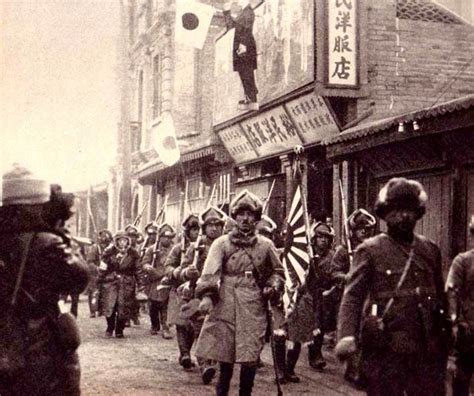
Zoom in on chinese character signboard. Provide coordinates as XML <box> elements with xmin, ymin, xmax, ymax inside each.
<box><xmin>213</xmin><ymin>0</ymin><xmax>315</xmax><ymax>125</ymax></box>
<box><xmin>327</xmin><ymin>0</ymin><xmax>358</xmax><ymax>87</ymax></box>
<box><xmin>240</xmin><ymin>106</ymin><xmax>303</xmax><ymax>158</ymax></box>
<box><xmin>285</xmin><ymin>93</ymin><xmax>340</xmax><ymax>144</ymax></box>
<box><xmin>218</xmin><ymin>124</ymin><xmax>258</xmax><ymax>164</ymax></box>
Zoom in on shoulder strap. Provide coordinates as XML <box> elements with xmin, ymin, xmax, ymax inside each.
<box><xmin>11</xmin><ymin>232</ymin><xmax>35</xmax><ymax>306</ymax></box>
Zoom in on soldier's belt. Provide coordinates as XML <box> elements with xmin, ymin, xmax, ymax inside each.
<box><xmin>375</xmin><ymin>286</ymin><xmax>436</xmax><ymax>299</ymax></box>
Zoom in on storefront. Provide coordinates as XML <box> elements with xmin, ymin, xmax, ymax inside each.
<box><xmin>323</xmin><ymin>95</ymin><xmax>474</xmax><ymax>270</ymax></box>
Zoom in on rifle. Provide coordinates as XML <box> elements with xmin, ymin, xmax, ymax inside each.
<box><xmin>150</xmin><ymin>195</ymin><xmax>169</xmax><ymax>267</ymax></box>
<box><xmin>338</xmin><ymin>179</ymin><xmax>353</xmax><ymax>266</ymax></box>
<box><xmin>133</xmin><ymin>199</ymin><xmax>149</xmax><ymax>227</ymax></box>
<box><xmin>86</xmin><ymin>192</ymin><xmax>98</xmax><ymax>235</ymax></box>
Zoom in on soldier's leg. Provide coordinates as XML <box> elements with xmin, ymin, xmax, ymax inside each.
<box><xmin>364</xmin><ymin>352</ymin><xmax>406</xmax><ymax>396</ymax></box>
<box><xmin>286</xmin><ymin>341</ymin><xmax>301</xmax><ymax>382</ymax></box>
<box><xmin>106</xmin><ymin>303</ymin><xmax>118</xmax><ymax>336</ymax></box>
<box><xmin>239</xmin><ymin>363</ymin><xmax>258</xmax><ymax>396</ymax></box>
<box><xmin>216</xmin><ymin>362</ymin><xmax>234</xmax><ymax>396</ymax></box>
<box><xmin>148</xmin><ymin>300</ymin><xmax>160</xmax><ymax>334</ymax></box>
<box><xmin>308</xmin><ymin>329</ymin><xmax>326</xmax><ymax>370</ymax></box>
<box><xmin>405</xmin><ymin>351</ymin><xmax>447</xmax><ymax>396</ymax></box>
<box><xmin>159</xmin><ymin>301</ymin><xmax>172</xmax><ymax>339</ymax></box>
<box><xmin>176</xmin><ymin>325</ymin><xmax>193</xmax><ymax>369</ymax></box>
<box><xmin>70</xmin><ymin>293</ymin><xmax>79</xmax><ymax>318</ymax></box>
<box><xmin>273</xmin><ymin>329</ymin><xmax>287</xmax><ymax>384</ymax></box>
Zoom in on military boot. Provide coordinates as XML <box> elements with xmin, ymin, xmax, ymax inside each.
<box><xmin>239</xmin><ymin>364</ymin><xmax>257</xmax><ymax>396</ymax></box>
<box><xmin>285</xmin><ymin>342</ymin><xmax>301</xmax><ymax>383</ymax></box>
<box><xmin>308</xmin><ymin>333</ymin><xmax>326</xmax><ymax>370</ymax></box>
<box><xmin>176</xmin><ymin>325</ymin><xmax>193</xmax><ymax>369</ymax></box>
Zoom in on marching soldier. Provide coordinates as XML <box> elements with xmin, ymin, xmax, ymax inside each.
<box><xmin>86</xmin><ymin>229</ymin><xmax>113</xmax><ymax>318</ymax></box>
<box><xmin>141</xmin><ymin>223</ymin><xmax>175</xmax><ymax>338</ymax></box>
<box><xmin>285</xmin><ymin>222</ymin><xmax>335</xmax><ymax>380</ymax></box>
<box><xmin>125</xmin><ymin>224</ymin><xmax>145</xmax><ymax>326</ymax></box>
<box><xmin>336</xmin><ymin>177</ymin><xmax>450</xmax><ymax>395</ymax></box>
<box><xmin>178</xmin><ymin>206</ymin><xmax>226</xmax><ymax>384</ymax></box>
<box><xmin>331</xmin><ymin>208</ymin><xmax>376</xmax><ymax>386</ymax></box>
<box><xmin>99</xmin><ymin>231</ymin><xmax>144</xmax><ymax>338</ymax></box>
<box><xmin>194</xmin><ymin>190</ymin><xmax>285</xmax><ymax>395</ymax></box>
<box><xmin>446</xmin><ymin>217</ymin><xmax>474</xmax><ymax>396</ymax></box>
<box><xmin>164</xmin><ymin>214</ymin><xmax>201</xmax><ymax>370</ymax></box>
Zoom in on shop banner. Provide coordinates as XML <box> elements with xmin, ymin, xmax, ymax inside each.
<box><xmin>218</xmin><ymin>123</ymin><xmax>258</xmax><ymax>164</ymax></box>
<box><xmin>327</xmin><ymin>0</ymin><xmax>358</xmax><ymax>87</ymax></box>
<box><xmin>285</xmin><ymin>92</ymin><xmax>340</xmax><ymax>144</ymax></box>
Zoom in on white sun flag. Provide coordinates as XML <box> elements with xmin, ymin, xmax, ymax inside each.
<box><xmin>175</xmin><ymin>0</ymin><xmax>215</xmax><ymax>50</ymax></box>
<box><xmin>152</xmin><ymin>113</ymin><xmax>180</xmax><ymax>167</ymax></box>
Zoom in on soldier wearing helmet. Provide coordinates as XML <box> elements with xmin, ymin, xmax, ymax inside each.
<box><xmin>141</xmin><ymin>223</ymin><xmax>176</xmax><ymax>338</ymax></box>
<box><xmin>194</xmin><ymin>190</ymin><xmax>285</xmax><ymax>395</ymax></box>
<box><xmin>336</xmin><ymin>178</ymin><xmax>449</xmax><ymax>394</ymax></box>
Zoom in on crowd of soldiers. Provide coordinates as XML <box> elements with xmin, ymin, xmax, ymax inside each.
<box><xmin>2</xmin><ymin>164</ymin><xmax>473</xmax><ymax>395</ymax></box>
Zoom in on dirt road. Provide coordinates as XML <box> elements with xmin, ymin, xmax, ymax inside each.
<box><xmin>75</xmin><ymin>297</ymin><xmax>360</xmax><ymax>395</ymax></box>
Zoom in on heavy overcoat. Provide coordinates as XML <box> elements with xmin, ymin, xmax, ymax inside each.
<box><xmin>223</xmin><ymin>6</ymin><xmax>257</xmax><ymax>72</ymax></box>
<box><xmin>141</xmin><ymin>243</ymin><xmax>171</xmax><ymax>302</ymax></box>
<box><xmin>0</xmin><ymin>229</ymin><xmax>89</xmax><ymax>396</ymax></box>
<box><xmin>195</xmin><ymin>231</ymin><xmax>284</xmax><ymax>363</ymax></box>
<box><xmin>99</xmin><ymin>246</ymin><xmax>142</xmax><ymax>318</ymax></box>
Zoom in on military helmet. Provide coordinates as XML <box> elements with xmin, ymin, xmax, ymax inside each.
<box><xmin>124</xmin><ymin>224</ymin><xmax>140</xmax><ymax>236</ymax></box>
<box><xmin>144</xmin><ymin>221</ymin><xmax>159</xmax><ymax>234</ymax></box>
<box><xmin>182</xmin><ymin>213</ymin><xmax>200</xmax><ymax>230</ymax></box>
<box><xmin>113</xmin><ymin>230</ymin><xmax>131</xmax><ymax>251</ymax></box>
<box><xmin>97</xmin><ymin>229</ymin><xmax>113</xmax><ymax>245</ymax></box>
<box><xmin>199</xmin><ymin>206</ymin><xmax>226</xmax><ymax>227</ymax></box>
<box><xmin>230</xmin><ymin>190</ymin><xmax>262</xmax><ymax>221</ymax></box>
<box><xmin>158</xmin><ymin>223</ymin><xmax>176</xmax><ymax>238</ymax></box>
<box><xmin>348</xmin><ymin>209</ymin><xmax>376</xmax><ymax>230</ymax></box>
<box><xmin>310</xmin><ymin>222</ymin><xmax>335</xmax><ymax>240</ymax></box>
<box><xmin>375</xmin><ymin>177</ymin><xmax>427</xmax><ymax>220</ymax></box>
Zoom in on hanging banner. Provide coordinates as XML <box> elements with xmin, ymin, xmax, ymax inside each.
<box><xmin>327</xmin><ymin>0</ymin><xmax>358</xmax><ymax>87</ymax></box>
<box><xmin>285</xmin><ymin>92</ymin><xmax>340</xmax><ymax>144</ymax></box>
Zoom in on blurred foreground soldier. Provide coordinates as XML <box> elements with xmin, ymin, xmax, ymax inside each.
<box><xmin>142</xmin><ymin>223</ymin><xmax>175</xmax><ymax>338</ymax></box>
<box><xmin>336</xmin><ymin>177</ymin><xmax>450</xmax><ymax>395</ymax></box>
<box><xmin>0</xmin><ymin>165</ymin><xmax>89</xmax><ymax>395</ymax></box>
<box><xmin>446</xmin><ymin>217</ymin><xmax>474</xmax><ymax>396</ymax></box>
<box><xmin>99</xmin><ymin>231</ymin><xmax>144</xmax><ymax>338</ymax></box>
<box><xmin>86</xmin><ymin>229</ymin><xmax>113</xmax><ymax>318</ymax></box>
<box><xmin>165</xmin><ymin>214</ymin><xmax>200</xmax><ymax>369</ymax></box>
<box><xmin>178</xmin><ymin>206</ymin><xmax>225</xmax><ymax>384</ymax></box>
<box><xmin>195</xmin><ymin>190</ymin><xmax>284</xmax><ymax>396</ymax></box>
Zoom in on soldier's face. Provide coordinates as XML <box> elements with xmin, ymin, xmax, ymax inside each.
<box><xmin>147</xmin><ymin>232</ymin><xmax>157</xmax><ymax>244</ymax></box>
<box><xmin>117</xmin><ymin>238</ymin><xmax>129</xmax><ymax>250</ymax></box>
<box><xmin>160</xmin><ymin>236</ymin><xmax>172</xmax><ymax>248</ymax></box>
<box><xmin>205</xmin><ymin>222</ymin><xmax>223</xmax><ymax>240</ymax></box>
<box><xmin>188</xmin><ymin>227</ymin><xmax>200</xmax><ymax>242</ymax></box>
<box><xmin>354</xmin><ymin>227</ymin><xmax>372</xmax><ymax>242</ymax></box>
<box><xmin>314</xmin><ymin>235</ymin><xmax>330</xmax><ymax>251</ymax></box>
<box><xmin>385</xmin><ymin>208</ymin><xmax>418</xmax><ymax>234</ymax></box>
<box><xmin>235</xmin><ymin>209</ymin><xmax>257</xmax><ymax>233</ymax></box>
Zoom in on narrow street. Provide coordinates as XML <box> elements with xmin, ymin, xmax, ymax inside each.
<box><xmin>76</xmin><ymin>297</ymin><xmax>361</xmax><ymax>395</ymax></box>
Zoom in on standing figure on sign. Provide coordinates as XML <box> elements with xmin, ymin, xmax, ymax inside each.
<box><xmin>223</xmin><ymin>1</ymin><xmax>262</xmax><ymax>112</ymax></box>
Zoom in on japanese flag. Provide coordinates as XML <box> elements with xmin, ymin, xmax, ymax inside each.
<box><xmin>175</xmin><ymin>0</ymin><xmax>215</xmax><ymax>50</ymax></box>
<box><xmin>152</xmin><ymin>113</ymin><xmax>180</xmax><ymax>167</ymax></box>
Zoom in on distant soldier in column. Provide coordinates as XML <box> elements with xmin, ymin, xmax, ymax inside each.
<box><xmin>142</xmin><ymin>223</ymin><xmax>175</xmax><ymax>338</ymax></box>
<box><xmin>194</xmin><ymin>191</ymin><xmax>285</xmax><ymax>395</ymax></box>
<box><xmin>99</xmin><ymin>231</ymin><xmax>144</xmax><ymax>338</ymax></box>
<box><xmin>336</xmin><ymin>177</ymin><xmax>450</xmax><ymax>395</ymax></box>
<box><xmin>178</xmin><ymin>206</ymin><xmax>226</xmax><ymax>385</ymax></box>
<box><xmin>446</xmin><ymin>216</ymin><xmax>474</xmax><ymax>396</ymax></box>
<box><xmin>86</xmin><ymin>229</ymin><xmax>113</xmax><ymax>318</ymax></box>
<box><xmin>164</xmin><ymin>214</ymin><xmax>200</xmax><ymax>370</ymax></box>
<box><xmin>125</xmin><ymin>224</ymin><xmax>144</xmax><ymax>326</ymax></box>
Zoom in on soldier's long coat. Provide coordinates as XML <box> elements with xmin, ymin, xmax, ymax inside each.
<box><xmin>100</xmin><ymin>246</ymin><xmax>142</xmax><ymax>319</ymax></box>
<box><xmin>195</xmin><ymin>231</ymin><xmax>284</xmax><ymax>363</ymax></box>
<box><xmin>141</xmin><ymin>243</ymin><xmax>171</xmax><ymax>302</ymax></box>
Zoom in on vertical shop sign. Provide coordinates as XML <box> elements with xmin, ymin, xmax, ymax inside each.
<box><xmin>328</xmin><ymin>0</ymin><xmax>358</xmax><ymax>87</ymax></box>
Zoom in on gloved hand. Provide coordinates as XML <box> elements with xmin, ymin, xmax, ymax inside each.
<box><xmin>447</xmin><ymin>355</ymin><xmax>457</xmax><ymax>376</ymax></box>
<box><xmin>223</xmin><ymin>1</ymin><xmax>232</xmax><ymax>11</ymax></box>
<box><xmin>237</xmin><ymin>44</ymin><xmax>247</xmax><ymax>56</ymax></box>
<box><xmin>99</xmin><ymin>261</ymin><xmax>108</xmax><ymax>271</ymax></box>
<box><xmin>335</xmin><ymin>336</ymin><xmax>357</xmax><ymax>361</ymax></box>
<box><xmin>135</xmin><ymin>291</ymin><xmax>148</xmax><ymax>302</ymax></box>
<box><xmin>172</xmin><ymin>267</ymin><xmax>182</xmax><ymax>280</ymax></box>
<box><xmin>452</xmin><ymin>324</ymin><xmax>459</xmax><ymax>345</ymax></box>
<box><xmin>184</xmin><ymin>265</ymin><xmax>200</xmax><ymax>281</ymax></box>
<box><xmin>143</xmin><ymin>264</ymin><xmax>153</xmax><ymax>271</ymax></box>
<box><xmin>198</xmin><ymin>296</ymin><xmax>214</xmax><ymax>314</ymax></box>
<box><xmin>262</xmin><ymin>286</ymin><xmax>279</xmax><ymax>305</ymax></box>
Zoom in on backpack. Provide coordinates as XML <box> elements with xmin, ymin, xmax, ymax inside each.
<box><xmin>0</xmin><ymin>233</ymin><xmax>34</xmax><ymax>379</ymax></box>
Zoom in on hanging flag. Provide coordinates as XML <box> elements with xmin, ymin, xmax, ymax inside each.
<box><xmin>152</xmin><ymin>113</ymin><xmax>180</xmax><ymax>167</ymax></box>
<box><xmin>175</xmin><ymin>0</ymin><xmax>215</xmax><ymax>50</ymax></box>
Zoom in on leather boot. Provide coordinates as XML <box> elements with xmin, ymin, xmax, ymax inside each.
<box><xmin>176</xmin><ymin>325</ymin><xmax>192</xmax><ymax>369</ymax></box>
<box><xmin>274</xmin><ymin>335</ymin><xmax>287</xmax><ymax>384</ymax></box>
<box><xmin>285</xmin><ymin>342</ymin><xmax>301</xmax><ymax>383</ymax></box>
<box><xmin>239</xmin><ymin>364</ymin><xmax>257</xmax><ymax>396</ymax></box>
<box><xmin>308</xmin><ymin>333</ymin><xmax>326</xmax><ymax>370</ymax></box>
<box><xmin>216</xmin><ymin>362</ymin><xmax>234</xmax><ymax>396</ymax></box>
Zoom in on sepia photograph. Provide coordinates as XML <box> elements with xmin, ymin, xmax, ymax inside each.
<box><xmin>1</xmin><ymin>0</ymin><xmax>474</xmax><ymax>395</ymax></box>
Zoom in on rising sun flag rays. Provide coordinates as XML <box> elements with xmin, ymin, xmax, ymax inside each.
<box><xmin>282</xmin><ymin>184</ymin><xmax>311</xmax><ymax>314</ymax></box>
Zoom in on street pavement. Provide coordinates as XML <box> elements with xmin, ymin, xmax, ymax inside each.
<box><xmin>75</xmin><ymin>297</ymin><xmax>362</xmax><ymax>395</ymax></box>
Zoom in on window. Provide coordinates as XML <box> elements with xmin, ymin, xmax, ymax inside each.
<box><xmin>152</xmin><ymin>55</ymin><xmax>161</xmax><ymax>119</ymax></box>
